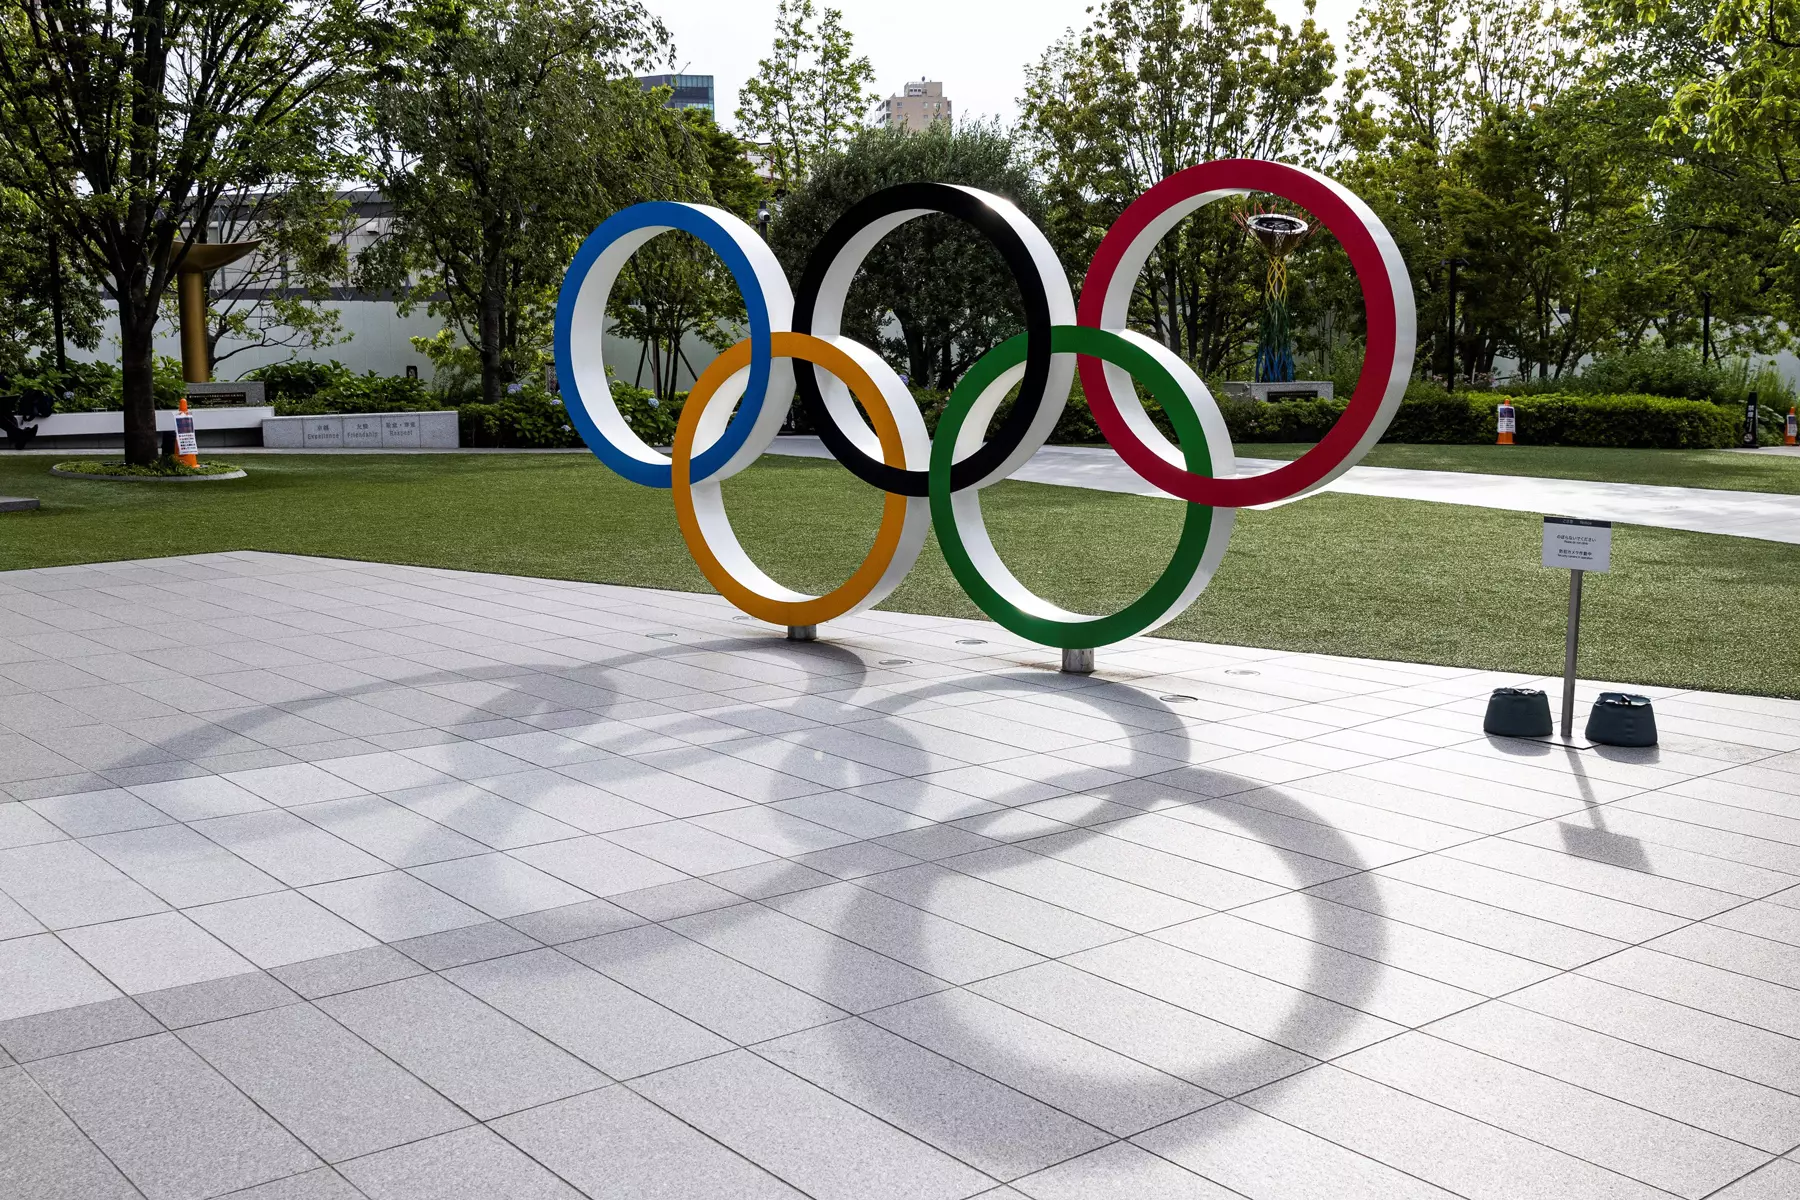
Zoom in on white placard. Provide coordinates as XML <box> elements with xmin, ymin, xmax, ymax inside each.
<box><xmin>1543</xmin><ymin>516</ymin><xmax>1611</xmax><ymax>573</ymax></box>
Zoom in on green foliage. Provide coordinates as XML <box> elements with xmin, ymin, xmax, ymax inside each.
<box><xmin>604</xmin><ymin>380</ymin><xmax>684</xmax><ymax>446</ymax></box>
<box><xmin>1022</xmin><ymin>0</ymin><xmax>1335</xmax><ymax>379</ymax></box>
<box><xmin>273</xmin><ymin>371</ymin><xmax>435</xmax><ymax>416</ymax></box>
<box><xmin>360</xmin><ymin>0</ymin><xmax>683</xmax><ymax>405</ymax></box>
<box><xmin>770</xmin><ymin>122</ymin><xmax>1050</xmax><ymax>392</ymax></box>
<box><xmin>1076</xmin><ymin>388</ymin><xmax>1741</xmax><ymax>448</ymax></box>
<box><xmin>246</xmin><ymin>359</ymin><xmax>356</xmax><ymax>405</ymax></box>
<box><xmin>0</xmin><ymin>0</ymin><xmax>376</xmax><ymax>462</ymax></box>
<box><xmin>736</xmin><ymin>0</ymin><xmax>878</xmax><ymax>190</ymax></box>
<box><xmin>459</xmin><ymin>383</ymin><xmax>583</xmax><ymax>449</ymax></box>
<box><xmin>52</xmin><ymin>459</ymin><xmax>243</xmax><ymax>478</ymax></box>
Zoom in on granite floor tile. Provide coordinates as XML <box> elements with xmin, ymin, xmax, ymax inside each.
<box><xmin>1706</xmin><ymin>1160</ymin><xmax>1800</xmax><ymax>1199</ymax></box>
<box><xmin>0</xmin><ymin>1065</ymin><xmax>140</xmax><ymax>1200</ymax></box>
<box><xmin>446</xmin><ymin>947</ymin><xmax>727</xmax><ymax>1077</ymax></box>
<box><xmin>26</xmin><ymin>788</ymin><xmax>172</xmax><ymax>837</ymax></box>
<box><xmin>566</xmin><ymin>923</ymin><xmax>846</xmax><ymax>1043</ymax></box>
<box><xmin>764</xmin><ymin>880</ymin><xmax>1044</xmax><ymax>984</ymax></box>
<box><xmin>855</xmin><ymin>862</ymin><xmax>1131</xmax><ymax>958</ymax></box>
<box><xmin>128</xmin><ymin>775</ymin><xmax>271</xmax><ymax>821</ymax></box>
<box><xmin>668</xmin><ymin>901</ymin><xmax>948</xmax><ymax>1013</ymax></box>
<box><xmin>1238</xmin><ymin>1063</ymin><xmax>1677</xmax><ymax>1200</ymax></box>
<box><xmin>219</xmin><ymin>1167</ymin><xmax>365</xmax><ymax>1198</ymax></box>
<box><xmin>1506</xmin><ymin>971</ymin><xmax>1800</xmax><ymax>1094</ymax></box>
<box><xmin>318</xmin><ymin>973</ymin><xmax>605</xmax><ymax>1119</ymax></box>
<box><xmin>83</xmin><ymin>824</ymin><xmax>283</xmax><ymax>908</ymax></box>
<box><xmin>0</xmin><ymin>933</ymin><xmax>123</xmax><ymax>1021</ymax></box>
<box><xmin>0</xmin><ymin>838</ymin><xmax>167</xmax><ymax>929</ymax></box>
<box><xmin>223</xmin><ymin>762</ymin><xmax>370</xmax><ymax>808</ymax></box>
<box><xmin>300</xmin><ymin>871</ymin><xmax>488</xmax><ymax>942</ymax></box>
<box><xmin>192</xmin><ymin>809</ymin><xmax>389</xmax><ymax>887</ymax></box>
<box><xmin>1579</xmin><ymin>946</ymin><xmax>1800</xmax><ymax>1039</ymax></box>
<box><xmin>269</xmin><ymin>944</ymin><xmax>425</xmax><ymax>1000</ymax></box>
<box><xmin>135</xmin><ymin>968</ymin><xmax>299</xmax><ymax>1028</ymax></box>
<box><xmin>971</xmin><ymin>961</ymin><xmax>1314</xmax><ymax>1097</ymax></box>
<box><xmin>1011</xmin><ymin>1142</ymin><xmax>1241</xmax><ymax>1200</ymax></box>
<box><xmin>756</xmin><ymin>1018</ymin><xmax>1112</xmax><ymax>1180</ymax></box>
<box><xmin>492</xmin><ymin>1085</ymin><xmax>804</xmax><ymax>1199</ymax></box>
<box><xmin>1336</xmin><ymin>1031</ymin><xmax>1767</xmax><ymax>1196</ymax></box>
<box><xmin>1068</xmin><ymin>936</ymin><xmax>1405</xmax><ymax>1059</ymax></box>
<box><xmin>0</xmin><ymin>995</ymin><xmax>161</xmax><ymax>1062</ymax></box>
<box><xmin>187</xmin><ymin>890</ymin><xmax>380</xmax><ymax>968</ymax></box>
<box><xmin>340</xmin><ymin>1126</ymin><xmax>579</xmax><ymax>1199</ymax></box>
<box><xmin>385</xmin><ymin>780</ymin><xmax>585</xmax><ymax>848</ymax></box>
<box><xmin>633</xmin><ymin>1049</ymin><xmax>996</xmax><ymax>1200</ymax></box>
<box><xmin>507</xmin><ymin>835</ymin><xmax>685</xmax><ymax>896</ymax></box>
<box><xmin>503</xmin><ymin>897</ymin><xmax>643</xmax><ymax>944</ymax></box>
<box><xmin>1152</xmin><ymin>912</ymin><xmax>1486</xmax><ymax>1027</ymax></box>
<box><xmin>29</xmin><ymin>1033</ymin><xmax>320</xmax><ymax>1200</ymax></box>
<box><xmin>474</xmin><ymin>767</ymin><xmax>667</xmax><ymax>833</ymax></box>
<box><xmin>1136</xmin><ymin>1099</ymin><xmax>1462</xmax><ymax>1200</ymax></box>
<box><xmin>1427</xmin><ymin>1001</ymin><xmax>1800</xmax><ymax>1152</ymax></box>
<box><xmin>59</xmin><ymin>911</ymin><xmax>255</xmax><ymax>995</ymax></box>
<box><xmin>291</xmin><ymin>794</ymin><xmax>489</xmax><ymax>867</ymax></box>
<box><xmin>867</xmin><ymin>988</ymin><xmax>1219</xmax><ymax>1137</ymax></box>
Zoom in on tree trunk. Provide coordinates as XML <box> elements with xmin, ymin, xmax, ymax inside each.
<box><xmin>119</xmin><ymin>308</ymin><xmax>160</xmax><ymax>465</ymax></box>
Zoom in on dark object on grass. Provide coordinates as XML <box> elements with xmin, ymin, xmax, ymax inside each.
<box><xmin>1484</xmin><ymin>687</ymin><xmax>1552</xmax><ymax>738</ymax></box>
<box><xmin>1586</xmin><ymin>693</ymin><xmax>1657</xmax><ymax>747</ymax></box>
<box><xmin>1</xmin><ymin>385</ymin><xmax>55</xmax><ymax>450</ymax></box>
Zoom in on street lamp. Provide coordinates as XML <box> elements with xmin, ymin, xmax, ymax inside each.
<box><xmin>1440</xmin><ymin>256</ymin><xmax>1469</xmax><ymax>391</ymax></box>
<box><xmin>757</xmin><ymin>198</ymin><xmax>770</xmax><ymax>240</ymax></box>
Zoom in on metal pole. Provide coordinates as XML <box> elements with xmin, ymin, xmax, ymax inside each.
<box><xmin>1561</xmin><ymin>569</ymin><xmax>1583</xmax><ymax>739</ymax></box>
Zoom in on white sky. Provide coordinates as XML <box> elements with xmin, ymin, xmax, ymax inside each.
<box><xmin>651</xmin><ymin>0</ymin><xmax>1366</xmax><ymax>131</ymax></box>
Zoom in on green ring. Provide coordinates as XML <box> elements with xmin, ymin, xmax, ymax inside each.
<box><xmin>929</xmin><ymin>324</ymin><xmax>1221</xmax><ymax>649</ymax></box>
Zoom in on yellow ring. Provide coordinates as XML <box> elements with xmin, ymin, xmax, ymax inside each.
<box><xmin>672</xmin><ymin>331</ymin><xmax>914</xmax><ymax>627</ymax></box>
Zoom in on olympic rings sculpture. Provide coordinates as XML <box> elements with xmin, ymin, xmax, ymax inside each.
<box><xmin>555</xmin><ymin>159</ymin><xmax>1415</xmax><ymax>652</ymax></box>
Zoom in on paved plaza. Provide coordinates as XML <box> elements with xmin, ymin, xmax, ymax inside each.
<box><xmin>0</xmin><ymin>552</ymin><xmax>1798</xmax><ymax>1199</ymax></box>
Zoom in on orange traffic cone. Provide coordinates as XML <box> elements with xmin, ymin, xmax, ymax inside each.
<box><xmin>173</xmin><ymin>397</ymin><xmax>199</xmax><ymax>467</ymax></box>
<box><xmin>1496</xmin><ymin>401</ymin><xmax>1516</xmax><ymax>446</ymax></box>
<box><xmin>1786</xmin><ymin>406</ymin><xmax>1797</xmax><ymax>446</ymax></box>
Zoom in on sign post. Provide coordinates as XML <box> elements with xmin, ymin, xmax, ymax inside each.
<box><xmin>1543</xmin><ymin>517</ymin><xmax>1612</xmax><ymax>738</ymax></box>
<box><xmin>1742</xmin><ymin>390</ymin><xmax>1761</xmax><ymax>449</ymax></box>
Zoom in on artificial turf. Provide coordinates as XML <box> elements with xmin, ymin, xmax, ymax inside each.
<box><xmin>2</xmin><ymin>451</ymin><xmax>1796</xmax><ymax>697</ymax></box>
<box><xmin>1250</xmin><ymin>442</ymin><xmax>1800</xmax><ymax>494</ymax></box>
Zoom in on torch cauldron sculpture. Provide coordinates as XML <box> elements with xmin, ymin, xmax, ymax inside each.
<box><xmin>1236</xmin><ymin>208</ymin><xmax>1312</xmax><ymax>384</ymax></box>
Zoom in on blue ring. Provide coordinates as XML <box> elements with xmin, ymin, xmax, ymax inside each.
<box><xmin>554</xmin><ymin>202</ymin><xmax>774</xmax><ymax>488</ymax></box>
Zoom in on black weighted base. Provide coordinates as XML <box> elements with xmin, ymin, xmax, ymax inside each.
<box><xmin>1585</xmin><ymin>693</ymin><xmax>1657</xmax><ymax>747</ymax></box>
<box><xmin>1484</xmin><ymin>687</ymin><xmax>1552</xmax><ymax>738</ymax></box>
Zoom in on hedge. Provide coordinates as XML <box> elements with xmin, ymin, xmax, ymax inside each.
<box><xmin>1207</xmin><ymin>390</ymin><xmax>1737</xmax><ymax>450</ymax></box>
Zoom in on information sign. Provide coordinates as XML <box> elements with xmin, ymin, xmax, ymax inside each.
<box><xmin>1542</xmin><ymin>516</ymin><xmax>1611</xmax><ymax>573</ymax></box>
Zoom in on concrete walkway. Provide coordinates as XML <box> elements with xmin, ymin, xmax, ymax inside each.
<box><xmin>769</xmin><ymin>436</ymin><xmax>1800</xmax><ymax>546</ymax></box>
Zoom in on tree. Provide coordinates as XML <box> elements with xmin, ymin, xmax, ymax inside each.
<box><xmin>737</xmin><ymin>0</ymin><xmax>877</xmax><ymax>191</ymax></box>
<box><xmin>0</xmin><ymin>0</ymin><xmax>373</xmax><ymax>463</ymax></box>
<box><xmin>359</xmin><ymin>0</ymin><xmax>682</xmax><ymax>404</ymax></box>
<box><xmin>1022</xmin><ymin>0</ymin><xmax>1336</xmax><ymax>377</ymax></box>
<box><xmin>0</xmin><ymin>186</ymin><xmax>102</xmax><ymax>375</ymax></box>
<box><xmin>606</xmin><ymin>109</ymin><xmax>768</xmax><ymax>401</ymax></box>
<box><xmin>769</xmin><ymin>121</ymin><xmax>1048</xmax><ymax>392</ymax></box>
<box><xmin>178</xmin><ymin>182</ymin><xmax>360</xmax><ymax>377</ymax></box>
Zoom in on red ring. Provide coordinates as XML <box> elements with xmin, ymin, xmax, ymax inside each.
<box><xmin>1078</xmin><ymin>160</ymin><xmax>1409</xmax><ymax>508</ymax></box>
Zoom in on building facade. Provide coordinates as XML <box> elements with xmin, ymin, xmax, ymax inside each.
<box><xmin>638</xmin><ymin>74</ymin><xmax>715</xmax><ymax>113</ymax></box>
<box><xmin>876</xmin><ymin>80</ymin><xmax>952</xmax><ymax>130</ymax></box>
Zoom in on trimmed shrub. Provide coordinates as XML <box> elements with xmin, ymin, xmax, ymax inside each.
<box><xmin>274</xmin><ymin>371</ymin><xmax>434</xmax><ymax>416</ymax></box>
<box><xmin>459</xmin><ymin>388</ymin><xmax>583</xmax><ymax>449</ymax></box>
<box><xmin>1508</xmin><ymin>393</ymin><xmax>1738</xmax><ymax>449</ymax></box>
<box><xmin>246</xmin><ymin>359</ymin><xmax>354</xmax><ymax>406</ymax></box>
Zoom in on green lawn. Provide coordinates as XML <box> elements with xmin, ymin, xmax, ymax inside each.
<box><xmin>1248</xmin><ymin>442</ymin><xmax>1800</xmax><ymax>494</ymax></box>
<box><xmin>3</xmin><ymin>452</ymin><xmax>1796</xmax><ymax>697</ymax></box>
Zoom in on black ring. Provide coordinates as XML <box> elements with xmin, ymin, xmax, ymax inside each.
<box><xmin>793</xmin><ymin>183</ymin><xmax>1059</xmax><ymax>496</ymax></box>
